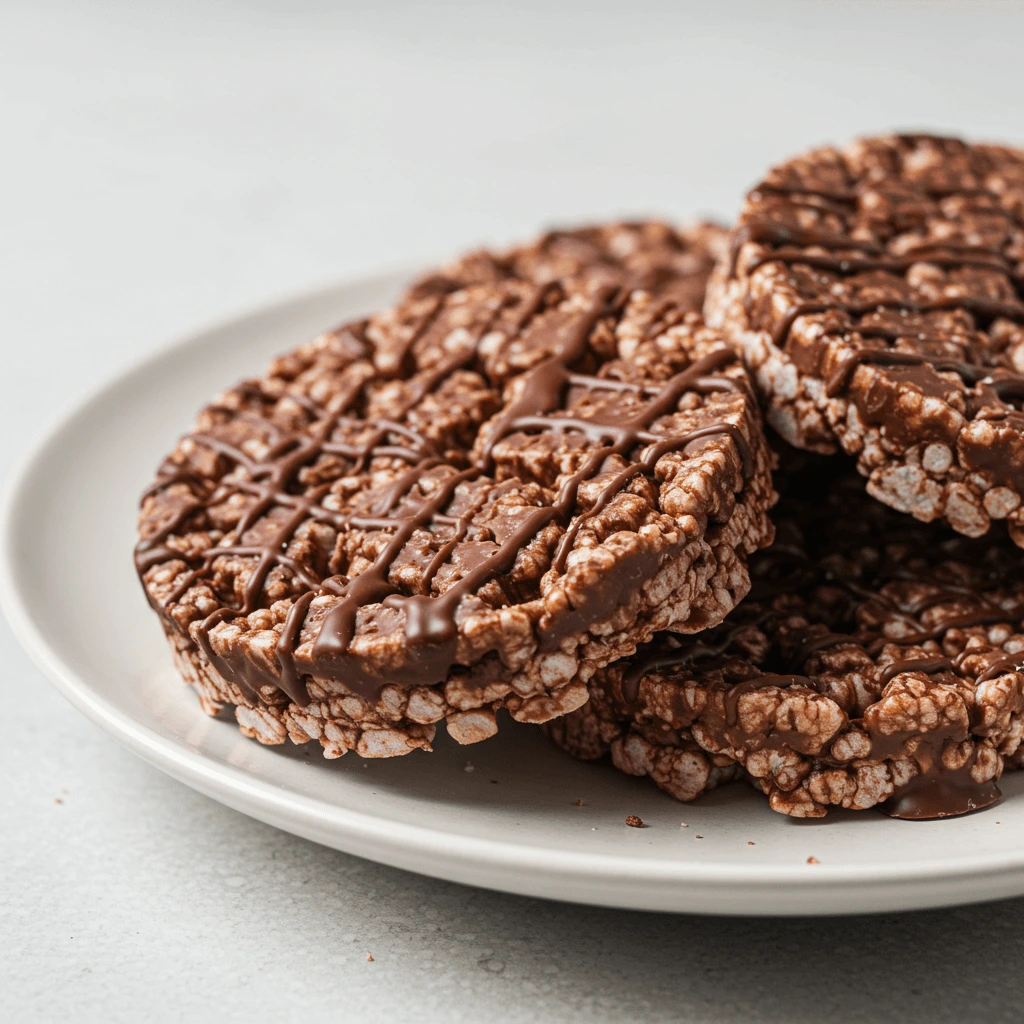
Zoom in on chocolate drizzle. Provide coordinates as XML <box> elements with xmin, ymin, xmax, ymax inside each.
<box><xmin>789</xmin><ymin>630</ymin><xmax>866</xmax><ymax>668</ymax></box>
<box><xmin>977</xmin><ymin>651</ymin><xmax>1024</xmax><ymax>683</ymax></box>
<box><xmin>824</xmin><ymin>349</ymin><xmax>1024</xmax><ymax>399</ymax></box>
<box><xmin>745</xmin><ymin>244</ymin><xmax>1023</xmax><ymax>284</ymax></box>
<box><xmin>769</xmin><ymin>295</ymin><xmax>1024</xmax><ymax>350</ymax></box>
<box><xmin>138</xmin><ymin>283</ymin><xmax>754</xmax><ymax>706</ymax></box>
<box><xmin>877</xmin><ymin>656</ymin><xmax>956</xmax><ymax>687</ymax></box>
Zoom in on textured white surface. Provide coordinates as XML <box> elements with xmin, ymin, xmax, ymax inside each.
<box><xmin>2</xmin><ymin>1</ymin><xmax>1024</xmax><ymax>1020</ymax></box>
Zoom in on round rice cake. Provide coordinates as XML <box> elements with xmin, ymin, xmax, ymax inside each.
<box><xmin>136</xmin><ymin>278</ymin><xmax>774</xmax><ymax>759</ymax></box>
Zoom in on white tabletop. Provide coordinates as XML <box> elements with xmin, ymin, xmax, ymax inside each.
<box><xmin>3</xmin><ymin>2</ymin><xmax>1023</xmax><ymax>1020</ymax></box>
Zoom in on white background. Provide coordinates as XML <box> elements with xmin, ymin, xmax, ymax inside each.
<box><xmin>2</xmin><ymin>1</ymin><xmax>1023</xmax><ymax>1020</ymax></box>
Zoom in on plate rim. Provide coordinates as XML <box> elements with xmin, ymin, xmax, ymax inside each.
<box><xmin>4</xmin><ymin>269</ymin><xmax>1024</xmax><ymax>912</ymax></box>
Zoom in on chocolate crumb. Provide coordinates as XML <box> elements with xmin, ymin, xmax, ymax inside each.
<box><xmin>574</xmin><ymin>799</ymin><xmax>584</xmax><ymax>807</ymax></box>
<box><xmin>625</xmin><ymin>815</ymin><xmax>646</xmax><ymax>828</ymax></box>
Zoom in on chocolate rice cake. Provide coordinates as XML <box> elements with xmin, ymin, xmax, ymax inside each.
<box><xmin>706</xmin><ymin>134</ymin><xmax>1024</xmax><ymax>544</ymax></box>
<box><xmin>135</xmin><ymin>278</ymin><xmax>774</xmax><ymax>759</ymax></box>
<box><xmin>547</xmin><ymin>459</ymin><xmax>1024</xmax><ymax>818</ymax></box>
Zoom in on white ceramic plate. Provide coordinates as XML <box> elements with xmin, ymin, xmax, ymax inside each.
<box><xmin>4</xmin><ymin>270</ymin><xmax>1023</xmax><ymax>917</ymax></box>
